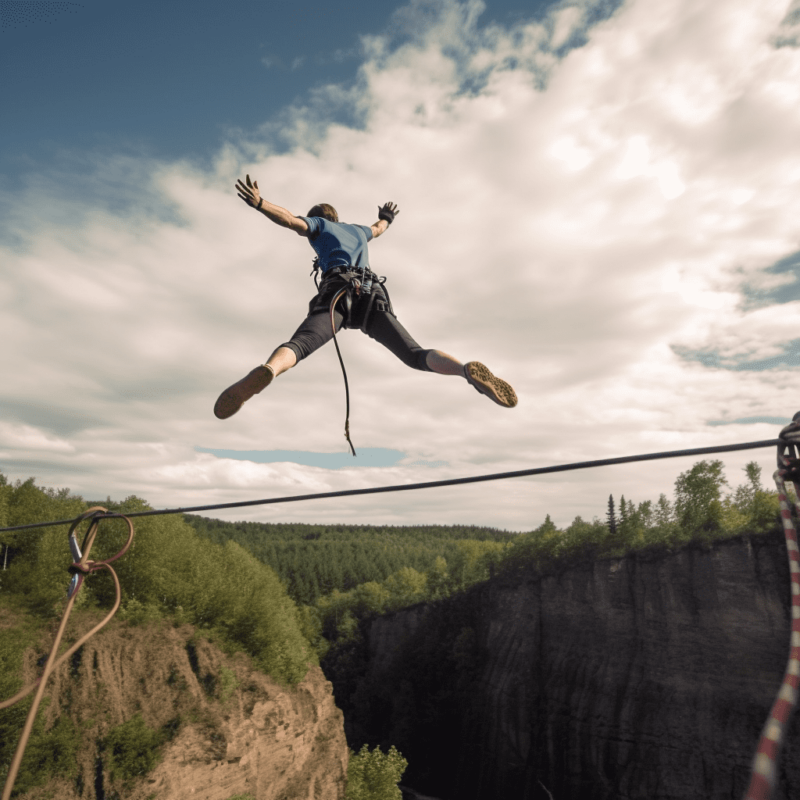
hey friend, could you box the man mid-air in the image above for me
[214,174,517,422]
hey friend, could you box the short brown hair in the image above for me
[307,203,338,222]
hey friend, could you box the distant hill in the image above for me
[183,516,516,605]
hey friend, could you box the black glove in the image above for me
[378,202,400,224]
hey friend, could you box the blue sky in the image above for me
[1,0,799,529]
[1,0,553,185]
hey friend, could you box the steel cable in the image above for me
[0,439,782,534]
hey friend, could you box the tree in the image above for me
[674,460,728,543]
[345,745,407,800]
[606,495,617,536]
[427,556,450,600]
[616,498,646,549]
[384,567,427,611]
[729,461,779,534]
[654,494,673,528]
[637,500,653,529]
[352,581,391,616]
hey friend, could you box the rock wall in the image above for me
[352,531,800,800]
[11,619,348,800]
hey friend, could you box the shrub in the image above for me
[345,744,408,800]
[104,713,166,784]
[6,711,79,796]
[0,606,78,797]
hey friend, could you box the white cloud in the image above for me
[0,423,74,454]
[2,0,799,529]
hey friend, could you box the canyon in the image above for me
[344,529,800,800]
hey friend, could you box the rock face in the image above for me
[12,620,348,800]
[350,531,800,800]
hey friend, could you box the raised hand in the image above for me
[378,201,400,224]
[236,174,262,209]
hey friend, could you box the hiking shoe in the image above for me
[464,362,518,408]
[214,365,274,419]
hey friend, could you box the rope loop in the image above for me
[66,506,134,597]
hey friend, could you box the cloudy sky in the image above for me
[1,0,799,531]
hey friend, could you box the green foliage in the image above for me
[345,744,408,800]
[674,460,728,544]
[498,460,781,580]
[0,476,312,686]
[5,710,79,797]
[118,597,164,626]
[384,567,427,611]
[0,606,79,797]
[104,713,166,784]
[183,516,514,605]
[427,556,450,600]
[1,478,88,614]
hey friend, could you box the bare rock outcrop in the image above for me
[348,530,800,800]
[12,619,347,800]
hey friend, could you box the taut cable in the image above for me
[0,439,782,534]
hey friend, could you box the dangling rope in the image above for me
[329,285,357,457]
[0,508,134,800]
[744,415,800,800]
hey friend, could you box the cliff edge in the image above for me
[349,530,800,800]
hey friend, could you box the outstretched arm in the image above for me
[236,174,309,236]
[370,201,400,239]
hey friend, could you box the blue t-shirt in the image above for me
[300,217,373,273]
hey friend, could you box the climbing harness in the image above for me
[744,413,800,800]
[0,508,134,800]
[314,257,393,457]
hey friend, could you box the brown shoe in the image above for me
[464,362,517,408]
[214,365,274,419]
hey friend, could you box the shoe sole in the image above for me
[214,366,274,419]
[465,362,518,408]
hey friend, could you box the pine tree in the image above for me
[606,495,617,535]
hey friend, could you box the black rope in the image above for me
[330,286,357,457]
[0,438,781,533]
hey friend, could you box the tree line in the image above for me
[181,459,783,661]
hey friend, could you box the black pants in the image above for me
[280,286,433,372]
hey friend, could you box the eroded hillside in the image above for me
[2,611,347,800]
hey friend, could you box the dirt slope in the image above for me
[9,614,348,800]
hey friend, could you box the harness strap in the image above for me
[310,257,321,290]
